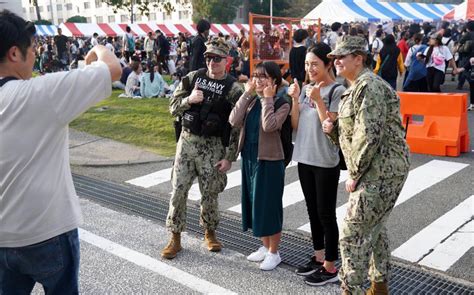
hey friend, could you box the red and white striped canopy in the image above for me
[58,22,302,37]
[443,0,474,21]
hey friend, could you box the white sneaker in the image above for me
[468,104,474,111]
[259,251,281,271]
[247,246,268,262]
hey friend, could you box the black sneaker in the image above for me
[295,256,323,276]
[304,266,339,286]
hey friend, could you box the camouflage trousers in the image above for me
[339,175,407,295]
[166,131,227,233]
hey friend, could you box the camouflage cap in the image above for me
[327,36,367,57]
[204,39,230,57]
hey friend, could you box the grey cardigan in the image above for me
[229,91,291,161]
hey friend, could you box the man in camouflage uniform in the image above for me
[162,39,243,259]
[324,36,410,294]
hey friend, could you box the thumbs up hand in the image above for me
[188,83,204,104]
[288,78,301,100]
[322,110,336,134]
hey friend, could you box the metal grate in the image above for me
[73,174,474,295]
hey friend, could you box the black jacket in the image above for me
[190,34,207,71]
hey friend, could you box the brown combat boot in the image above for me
[161,232,182,259]
[204,230,222,252]
[366,281,389,295]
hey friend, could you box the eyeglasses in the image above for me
[251,73,268,80]
[205,56,224,63]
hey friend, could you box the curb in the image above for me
[70,157,173,167]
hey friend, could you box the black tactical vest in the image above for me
[182,70,235,138]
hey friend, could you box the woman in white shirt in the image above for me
[125,61,142,97]
[422,33,458,92]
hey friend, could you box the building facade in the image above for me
[21,0,192,25]
[1,0,25,17]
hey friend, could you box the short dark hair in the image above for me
[331,22,341,32]
[467,20,474,32]
[196,19,211,33]
[0,10,36,63]
[293,29,308,43]
[255,61,282,89]
[126,26,131,33]
[307,42,332,67]
[93,32,98,37]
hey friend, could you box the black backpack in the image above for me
[327,83,347,171]
[274,95,293,167]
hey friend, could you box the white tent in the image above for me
[304,0,454,24]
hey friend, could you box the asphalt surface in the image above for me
[35,76,472,293]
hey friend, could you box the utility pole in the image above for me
[130,0,134,23]
[270,0,273,25]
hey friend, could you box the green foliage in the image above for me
[66,16,87,23]
[192,0,239,23]
[70,90,177,157]
[104,0,190,17]
[249,0,291,18]
[34,19,52,25]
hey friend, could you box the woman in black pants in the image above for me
[288,43,345,286]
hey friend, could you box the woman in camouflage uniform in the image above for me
[323,36,410,295]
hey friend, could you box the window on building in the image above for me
[149,13,156,21]
[57,4,62,11]
[84,2,90,9]
[179,11,189,20]
[108,15,115,23]
[121,15,128,22]
[66,3,73,10]
[58,18,63,24]
[29,7,34,13]
[163,12,172,21]
[96,16,103,23]
[239,7,243,18]
[39,6,43,12]
[23,8,26,14]
[87,17,92,23]
[47,5,51,12]
[95,0,102,8]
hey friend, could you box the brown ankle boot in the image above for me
[204,230,222,252]
[161,232,182,259]
[366,281,389,295]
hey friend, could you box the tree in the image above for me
[29,0,41,21]
[192,0,239,23]
[105,0,190,22]
[66,16,87,23]
[34,20,52,25]
[249,0,291,18]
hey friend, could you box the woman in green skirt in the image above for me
[229,61,290,271]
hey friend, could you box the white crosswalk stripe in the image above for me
[298,160,469,232]
[228,169,349,214]
[125,159,471,273]
[392,195,473,271]
[125,167,172,188]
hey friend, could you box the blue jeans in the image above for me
[0,229,80,295]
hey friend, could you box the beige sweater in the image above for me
[229,91,290,161]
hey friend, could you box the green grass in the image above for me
[70,90,177,157]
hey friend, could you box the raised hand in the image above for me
[263,81,277,98]
[322,110,336,134]
[288,78,301,100]
[244,78,256,93]
[188,83,204,104]
[306,81,326,102]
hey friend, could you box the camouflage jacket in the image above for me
[330,68,410,182]
[169,70,244,162]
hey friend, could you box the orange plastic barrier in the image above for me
[398,92,470,157]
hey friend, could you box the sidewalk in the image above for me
[69,129,170,166]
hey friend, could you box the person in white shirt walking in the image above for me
[0,10,121,294]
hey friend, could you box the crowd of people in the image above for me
[1,7,472,295]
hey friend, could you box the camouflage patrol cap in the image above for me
[204,39,230,57]
[327,36,367,57]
